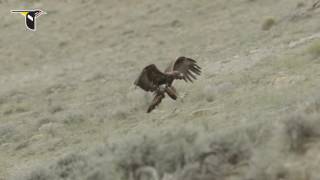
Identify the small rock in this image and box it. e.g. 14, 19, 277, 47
170, 20, 183, 27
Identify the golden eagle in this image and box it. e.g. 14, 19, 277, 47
134, 56, 201, 113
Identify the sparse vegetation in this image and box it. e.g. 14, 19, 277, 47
62, 113, 85, 125
0, 122, 16, 145
49, 105, 64, 114
13, 98, 320, 180
296, 2, 305, 8
283, 113, 319, 153
2, 0, 320, 179
2, 102, 30, 116
307, 40, 320, 58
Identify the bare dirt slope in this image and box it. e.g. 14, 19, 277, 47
1, 0, 320, 179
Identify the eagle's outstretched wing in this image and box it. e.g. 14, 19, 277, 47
134, 64, 167, 92
165, 56, 201, 82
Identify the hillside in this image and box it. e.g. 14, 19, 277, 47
1, 0, 320, 179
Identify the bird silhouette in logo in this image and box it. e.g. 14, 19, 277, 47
11, 9, 46, 31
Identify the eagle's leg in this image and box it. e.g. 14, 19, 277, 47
147, 86, 166, 113
165, 85, 177, 100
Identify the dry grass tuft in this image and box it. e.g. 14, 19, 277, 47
0, 122, 16, 145
48, 105, 64, 114
61, 112, 85, 125
296, 2, 305, 8
16, 168, 53, 180
262, 17, 276, 31
203, 84, 215, 102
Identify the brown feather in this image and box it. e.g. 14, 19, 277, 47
134, 64, 167, 92
166, 86, 177, 100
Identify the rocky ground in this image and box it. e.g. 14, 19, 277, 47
1, 0, 320, 179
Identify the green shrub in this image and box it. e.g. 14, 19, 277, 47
307, 40, 320, 58
262, 17, 276, 31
